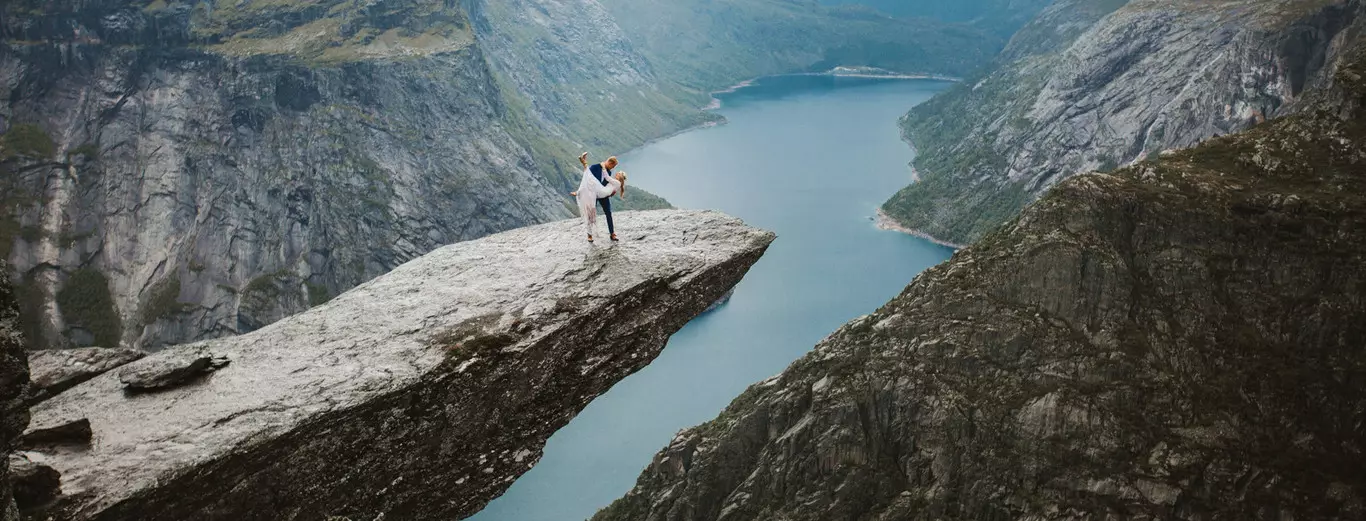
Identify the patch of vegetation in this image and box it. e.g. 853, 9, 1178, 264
305, 281, 332, 307
0, 123, 56, 161
56, 269, 123, 347
67, 143, 100, 161
141, 276, 189, 324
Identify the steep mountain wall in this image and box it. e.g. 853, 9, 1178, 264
1, 0, 1001, 352
595, 46, 1366, 521
0, 0, 577, 351
882, 0, 1366, 245
16, 210, 773, 521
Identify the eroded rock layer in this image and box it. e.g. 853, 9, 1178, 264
20, 210, 773, 521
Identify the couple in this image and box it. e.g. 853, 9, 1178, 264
572, 152, 628, 242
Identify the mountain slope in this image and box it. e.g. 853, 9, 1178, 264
595, 43, 1366, 521
1, 0, 991, 351
882, 0, 1365, 245
597, 0, 1000, 92
817, 0, 1055, 38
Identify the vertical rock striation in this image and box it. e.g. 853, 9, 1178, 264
18, 210, 772, 521
883, 0, 1366, 245
596, 56, 1366, 521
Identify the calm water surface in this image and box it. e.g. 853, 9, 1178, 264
469, 76, 954, 521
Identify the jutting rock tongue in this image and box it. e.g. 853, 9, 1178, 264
594, 78, 1366, 519
1, 259, 31, 521
16, 210, 773, 521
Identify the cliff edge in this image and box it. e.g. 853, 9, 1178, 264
16, 210, 773, 521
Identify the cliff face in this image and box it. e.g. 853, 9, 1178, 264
1, 0, 999, 352
16, 210, 773, 521
594, 55, 1366, 521
0, 0, 577, 351
883, 0, 1366, 245
0, 260, 29, 521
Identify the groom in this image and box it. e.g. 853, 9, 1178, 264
578, 152, 620, 241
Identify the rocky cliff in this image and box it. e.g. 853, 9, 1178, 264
594, 52, 1366, 521
1, 0, 999, 352
1, 260, 29, 521
13, 210, 772, 521
882, 0, 1366, 245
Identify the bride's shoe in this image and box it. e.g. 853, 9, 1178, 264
587, 234, 594, 242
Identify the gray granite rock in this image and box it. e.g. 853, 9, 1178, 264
27, 348, 145, 404
24, 210, 772, 521
0, 259, 29, 521
6, 455, 58, 515
884, 0, 1366, 244
116, 352, 228, 393
17, 419, 90, 450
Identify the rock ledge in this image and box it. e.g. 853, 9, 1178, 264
21, 210, 773, 521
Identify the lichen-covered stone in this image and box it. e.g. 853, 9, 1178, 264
596, 63, 1366, 521
24, 210, 772, 521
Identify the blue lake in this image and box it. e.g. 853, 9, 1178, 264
469, 75, 955, 521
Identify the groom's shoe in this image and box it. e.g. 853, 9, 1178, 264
610, 233, 619, 242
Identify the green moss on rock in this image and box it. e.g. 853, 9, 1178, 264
56, 269, 123, 347
0, 123, 56, 161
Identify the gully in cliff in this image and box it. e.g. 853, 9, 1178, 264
573, 152, 629, 243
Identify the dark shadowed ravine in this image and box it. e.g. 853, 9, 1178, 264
468, 76, 955, 521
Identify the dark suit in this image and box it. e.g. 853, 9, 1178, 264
588, 163, 615, 235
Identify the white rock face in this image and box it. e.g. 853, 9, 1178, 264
21, 210, 774, 521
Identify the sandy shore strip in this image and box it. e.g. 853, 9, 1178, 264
875, 208, 966, 249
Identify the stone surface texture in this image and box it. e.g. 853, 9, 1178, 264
883, 0, 1366, 244
19, 210, 772, 521
595, 58, 1366, 521
26, 349, 144, 404
0, 258, 27, 521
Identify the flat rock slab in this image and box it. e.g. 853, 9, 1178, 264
28, 348, 146, 403
24, 210, 773, 521
116, 351, 228, 392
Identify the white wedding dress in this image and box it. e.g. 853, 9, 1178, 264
577, 166, 621, 236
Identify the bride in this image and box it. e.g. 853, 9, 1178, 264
573, 164, 627, 242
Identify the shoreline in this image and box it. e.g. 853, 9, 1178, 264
874, 208, 966, 250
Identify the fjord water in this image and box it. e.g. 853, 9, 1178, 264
469, 76, 954, 521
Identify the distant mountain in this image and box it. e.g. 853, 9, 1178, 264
0, 0, 1002, 350
817, 0, 1055, 36
882, 0, 1365, 245
597, 0, 1002, 91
